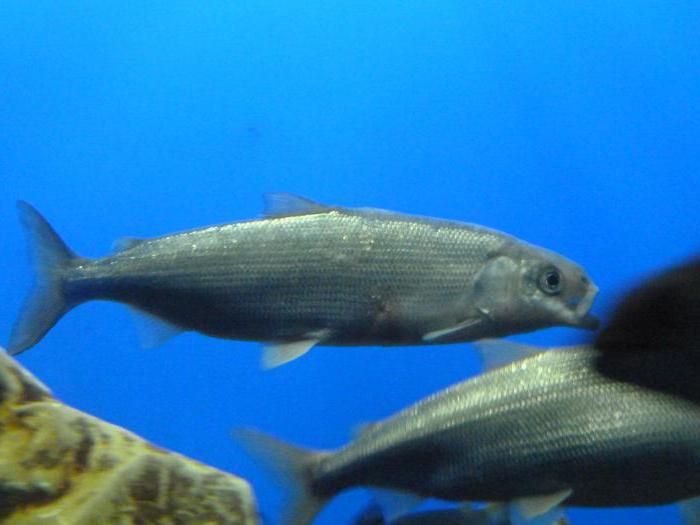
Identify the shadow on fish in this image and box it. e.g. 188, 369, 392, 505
593, 255, 700, 404
595, 255, 700, 355
8, 194, 598, 366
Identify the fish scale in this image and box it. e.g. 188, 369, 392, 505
68, 212, 507, 335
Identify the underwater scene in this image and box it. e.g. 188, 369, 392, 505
1, 2, 700, 524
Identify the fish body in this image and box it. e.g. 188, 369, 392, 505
236, 345, 700, 524
9, 195, 598, 361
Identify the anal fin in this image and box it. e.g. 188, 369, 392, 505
513, 489, 572, 520
129, 307, 185, 348
371, 488, 423, 521
261, 330, 330, 369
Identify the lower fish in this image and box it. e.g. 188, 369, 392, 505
234, 342, 700, 525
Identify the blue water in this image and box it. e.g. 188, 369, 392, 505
1, 3, 699, 524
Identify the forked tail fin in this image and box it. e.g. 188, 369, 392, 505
8, 202, 81, 355
232, 428, 332, 525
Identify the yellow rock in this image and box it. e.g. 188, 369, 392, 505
0, 348, 258, 525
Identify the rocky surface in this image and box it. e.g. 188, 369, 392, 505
0, 348, 258, 525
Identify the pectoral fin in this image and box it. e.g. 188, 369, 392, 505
422, 318, 482, 342
513, 489, 572, 520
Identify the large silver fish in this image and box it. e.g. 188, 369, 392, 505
8, 195, 598, 365
234, 342, 700, 525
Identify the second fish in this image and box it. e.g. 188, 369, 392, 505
9, 194, 598, 366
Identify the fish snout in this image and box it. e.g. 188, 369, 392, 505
569, 281, 599, 330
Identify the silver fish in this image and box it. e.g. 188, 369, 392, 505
234, 343, 700, 525
8, 195, 598, 365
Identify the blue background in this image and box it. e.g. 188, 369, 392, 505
1, 2, 699, 524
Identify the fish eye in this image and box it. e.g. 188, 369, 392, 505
538, 268, 563, 295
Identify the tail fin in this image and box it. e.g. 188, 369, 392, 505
8, 202, 80, 355
232, 428, 332, 525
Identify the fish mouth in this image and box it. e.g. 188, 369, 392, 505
566, 283, 600, 330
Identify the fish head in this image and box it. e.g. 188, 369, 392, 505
513, 242, 599, 330
471, 242, 599, 333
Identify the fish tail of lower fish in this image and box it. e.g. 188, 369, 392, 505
232, 427, 332, 525
8, 202, 85, 355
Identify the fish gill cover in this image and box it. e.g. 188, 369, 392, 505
1, 2, 699, 525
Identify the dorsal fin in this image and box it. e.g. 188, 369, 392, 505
352, 421, 380, 438
112, 236, 147, 252
263, 193, 330, 218
473, 339, 543, 372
